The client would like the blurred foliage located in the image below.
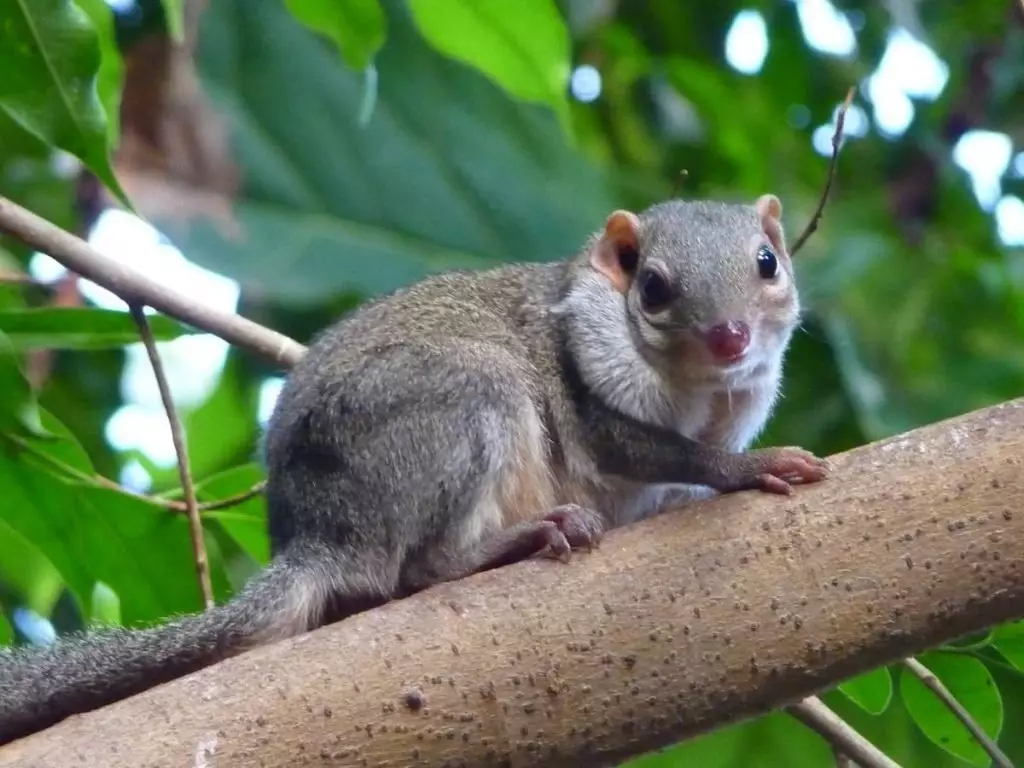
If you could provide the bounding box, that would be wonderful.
[0,0,1023,765]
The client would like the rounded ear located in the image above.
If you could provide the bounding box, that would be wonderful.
[590,210,640,294]
[754,194,788,257]
[755,194,782,222]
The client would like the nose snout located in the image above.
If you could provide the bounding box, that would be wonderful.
[702,321,751,362]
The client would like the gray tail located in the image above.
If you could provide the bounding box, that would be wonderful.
[0,541,361,745]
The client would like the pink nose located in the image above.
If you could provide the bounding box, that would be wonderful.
[703,321,750,361]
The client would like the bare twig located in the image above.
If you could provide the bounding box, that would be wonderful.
[7,430,264,513]
[787,696,900,768]
[187,481,266,512]
[833,745,860,768]
[790,86,857,256]
[0,195,306,367]
[129,303,213,609]
[901,657,1013,768]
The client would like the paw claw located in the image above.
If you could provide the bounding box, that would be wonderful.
[542,504,605,554]
[751,447,830,494]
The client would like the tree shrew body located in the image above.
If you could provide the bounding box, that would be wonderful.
[0,193,829,744]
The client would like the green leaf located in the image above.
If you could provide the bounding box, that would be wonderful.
[993,620,1024,671]
[0,0,129,205]
[624,709,833,768]
[822,686,974,768]
[900,654,1004,766]
[0,410,233,625]
[89,581,121,627]
[284,0,386,71]
[0,308,198,351]
[195,463,269,566]
[74,0,123,144]
[0,517,64,614]
[839,666,894,716]
[0,613,12,645]
[162,0,614,305]
[160,0,185,43]
[0,330,44,435]
[407,0,572,134]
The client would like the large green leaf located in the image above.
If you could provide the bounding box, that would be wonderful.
[89,581,121,627]
[0,307,198,351]
[0,457,225,625]
[900,653,1004,767]
[0,330,44,435]
[0,0,127,203]
[158,0,615,306]
[0,613,11,645]
[993,621,1024,672]
[74,0,123,144]
[1,403,234,625]
[196,463,269,566]
[0,518,64,614]
[407,0,571,133]
[839,666,894,716]
[284,0,386,70]
[624,709,832,768]
[822,685,975,768]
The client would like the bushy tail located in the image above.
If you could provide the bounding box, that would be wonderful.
[0,541,350,745]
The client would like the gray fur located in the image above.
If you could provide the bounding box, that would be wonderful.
[0,197,823,744]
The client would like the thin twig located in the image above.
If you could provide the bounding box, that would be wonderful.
[787,696,900,768]
[129,303,213,609]
[901,658,1013,768]
[790,86,857,256]
[5,431,265,514]
[0,195,306,367]
[157,481,267,512]
[833,745,859,768]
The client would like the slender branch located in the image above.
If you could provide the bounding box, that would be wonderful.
[184,481,266,512]
[129,303,213,609]
[790,86,857,256]
[5,432,264,514]
[0,195,306,368]
[787,696,900,768]
[901,658,1013,768]
[833,746,860,768]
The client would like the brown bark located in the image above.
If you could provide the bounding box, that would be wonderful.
[3,398,1024,768]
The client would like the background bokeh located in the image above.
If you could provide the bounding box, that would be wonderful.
[1,0,1023,765]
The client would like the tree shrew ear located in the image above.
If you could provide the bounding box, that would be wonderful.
[754,194,788,257]
[591,210,640,294]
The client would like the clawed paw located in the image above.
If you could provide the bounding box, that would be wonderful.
[753,447,830,495]
[537,504,605,562]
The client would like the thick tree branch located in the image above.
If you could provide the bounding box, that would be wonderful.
[129,303,213,609]
[0,195,306,368]
[3,397,1023,767]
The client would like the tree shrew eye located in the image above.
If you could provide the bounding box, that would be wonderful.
[756,244,778,280]
[638,268,673,311]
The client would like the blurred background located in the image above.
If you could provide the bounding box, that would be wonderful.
[1,0,1023,765]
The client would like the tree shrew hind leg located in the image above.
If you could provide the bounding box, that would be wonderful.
[400,504,604,595]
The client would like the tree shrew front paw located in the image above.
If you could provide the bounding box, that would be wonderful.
[537,504,605,562]
[747,446,830,495]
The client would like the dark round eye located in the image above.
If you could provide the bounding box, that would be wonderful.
[756,244,778,280]
[638,268,673,311]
